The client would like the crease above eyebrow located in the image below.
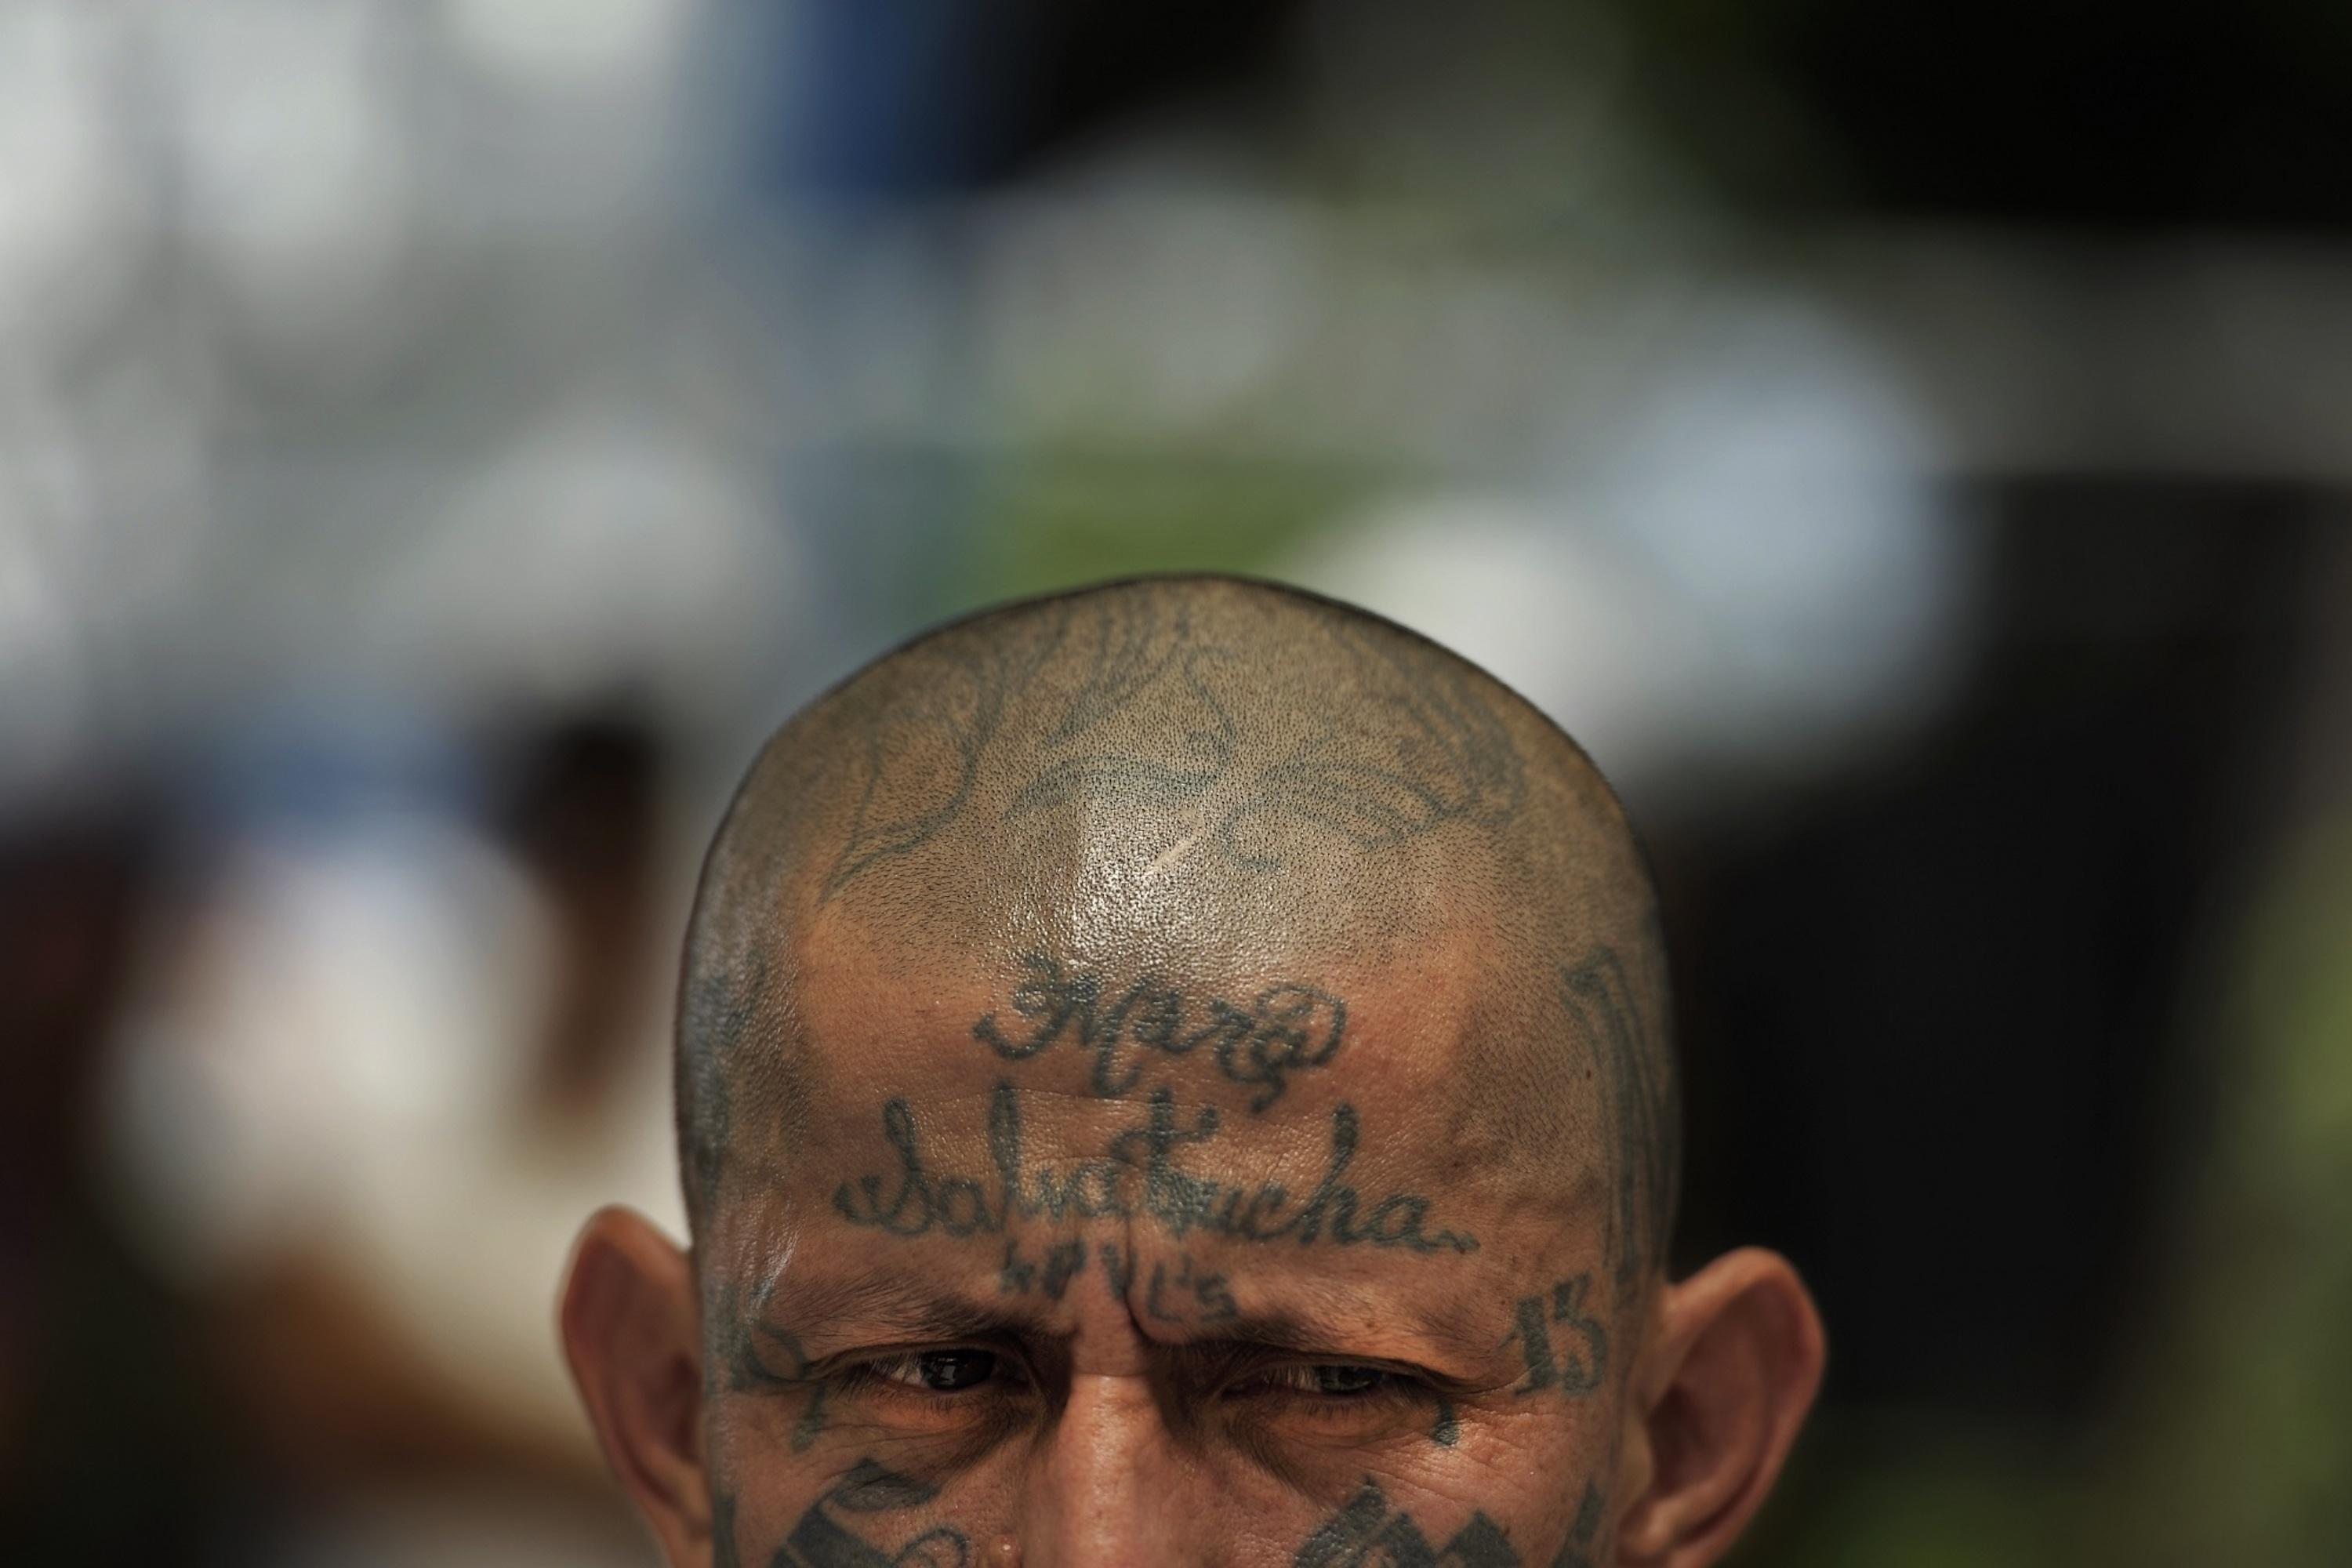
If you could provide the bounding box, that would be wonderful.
[750,1269,1504,1370]
[1163,1302,1501,1369]
[758,1271,1054,1352]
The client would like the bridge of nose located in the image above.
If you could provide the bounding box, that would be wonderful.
[1019,1363,1221,1568]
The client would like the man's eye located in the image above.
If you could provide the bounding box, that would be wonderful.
[1254,1363,1404,1398]
[869,1349,1005,1392]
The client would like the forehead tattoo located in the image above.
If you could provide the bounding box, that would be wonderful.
[674,575,1680,1298]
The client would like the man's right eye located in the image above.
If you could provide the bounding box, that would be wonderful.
[865,1349,1009,1393]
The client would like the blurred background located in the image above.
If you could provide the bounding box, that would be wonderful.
[2,1,2349,1563]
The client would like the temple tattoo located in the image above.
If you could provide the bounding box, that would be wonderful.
[1502,1273,1609,1399]
[1559,947,1677,1301]
[712,1486,743,1568]
[1294,1478,1521,1567]
[972,952,1348,1108]
[709,1281,829,1450]
[833,1081,1479,1254]
[681,944,768,1214]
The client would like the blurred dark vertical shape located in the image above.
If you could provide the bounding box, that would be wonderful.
[0,802,233,1561]
[1664,503,2321,1428]
[498,709,664,1111]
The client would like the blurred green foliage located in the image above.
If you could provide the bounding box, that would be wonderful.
[950,454,1369,610]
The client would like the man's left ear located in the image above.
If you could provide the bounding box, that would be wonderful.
[560,1206,712,1566]
[1614,1247,1827,1568]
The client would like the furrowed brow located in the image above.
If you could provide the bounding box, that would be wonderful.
[760,1272,1053,1351]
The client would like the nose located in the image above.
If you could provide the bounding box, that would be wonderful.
[1018,1370,1200,1567]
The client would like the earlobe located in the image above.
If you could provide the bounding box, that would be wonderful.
[1615,1248,1826,1568]
[560,1206,713,1566]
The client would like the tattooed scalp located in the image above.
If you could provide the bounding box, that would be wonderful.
[673,575,1680,1285]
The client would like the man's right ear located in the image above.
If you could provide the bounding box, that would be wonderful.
[561,1206,712,1566]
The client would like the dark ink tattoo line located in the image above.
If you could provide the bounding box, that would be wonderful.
[822,607,1069,901]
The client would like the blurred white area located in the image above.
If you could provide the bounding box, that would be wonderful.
[107,796,682,1451]
[441,0,691,93]
[161,0,419,361]
[1285,305,1971,796]
[0,2,143,348]
[376,402,800,724]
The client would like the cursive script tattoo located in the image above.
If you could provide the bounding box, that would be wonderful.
[1502,1273,1609,1399]
[973,952,1347,1108]
[833,1082,1478,1255]
[1294,1477,1520,1567]
[997,1236,1091,1301]
[993,1236,1240,1321]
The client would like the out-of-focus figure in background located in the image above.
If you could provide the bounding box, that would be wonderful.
[2,1,2350,1565]
[100,710,681,1566]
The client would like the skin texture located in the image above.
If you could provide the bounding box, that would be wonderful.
[564,576,1825,1568]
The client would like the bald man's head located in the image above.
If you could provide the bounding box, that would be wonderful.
[568,575,1824,1568]
[676,575,1677,1294]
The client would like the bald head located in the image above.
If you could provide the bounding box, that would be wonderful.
[677,575,1677,1293]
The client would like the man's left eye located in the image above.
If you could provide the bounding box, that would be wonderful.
[1257,1363,1402,1397]
[871,1350,1004,1392]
